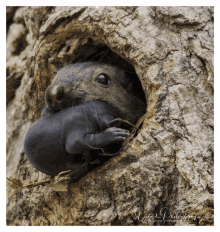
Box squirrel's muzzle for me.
[45,84,71,112]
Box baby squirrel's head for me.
[45,62,146,123]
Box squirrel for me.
[24,62,146,177]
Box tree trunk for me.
[6,6,214,226]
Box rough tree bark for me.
[6,6,214,226]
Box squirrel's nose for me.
[55,86,64,101]
[45,84,65,108]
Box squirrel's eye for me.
[96,74,110,85]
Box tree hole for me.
[47,38,147,177]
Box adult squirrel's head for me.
[45,62,146,124]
